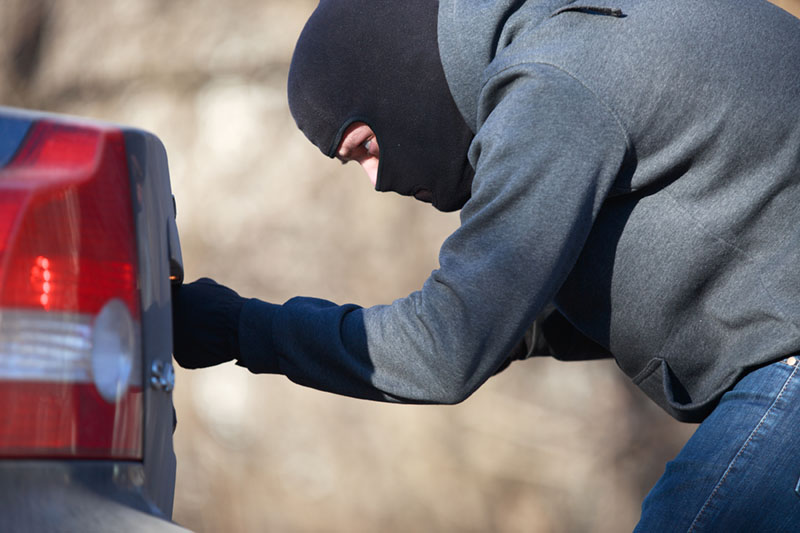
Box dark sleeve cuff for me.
[236,298,282,373]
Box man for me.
[173,0,800,529]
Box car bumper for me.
[0,461,191,532]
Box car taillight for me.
[0,118,142,459]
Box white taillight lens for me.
[91,299,136,402]
[0,309,92,382]
[0,117,143,459]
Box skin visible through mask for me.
[336,122,380,186]
[335,121,434,203]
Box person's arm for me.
[176,63,628,403]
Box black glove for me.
[171,278,246,369]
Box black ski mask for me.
[287,0,475,212]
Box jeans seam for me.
[687,363,799,532]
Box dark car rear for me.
[0,106,187,532]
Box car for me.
[0,106,188,532]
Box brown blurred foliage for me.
[2,1,798,532]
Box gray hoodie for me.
[240,0,800,422]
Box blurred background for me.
[2,1,799,531]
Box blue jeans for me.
[635,358,800,532]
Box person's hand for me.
[171,278,246,369]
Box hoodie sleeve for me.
[238,63,628,403]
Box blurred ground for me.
[2,1,798,531]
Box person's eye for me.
[362,139,372,151]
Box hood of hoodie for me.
[288,0,475,212]
[437,0,575,132]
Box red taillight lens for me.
[0,120,142,459]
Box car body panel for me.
[0,462,189,532]
[126,128,181,517]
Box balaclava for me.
[287,0,475,212]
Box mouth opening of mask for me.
[413,188,433,204]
